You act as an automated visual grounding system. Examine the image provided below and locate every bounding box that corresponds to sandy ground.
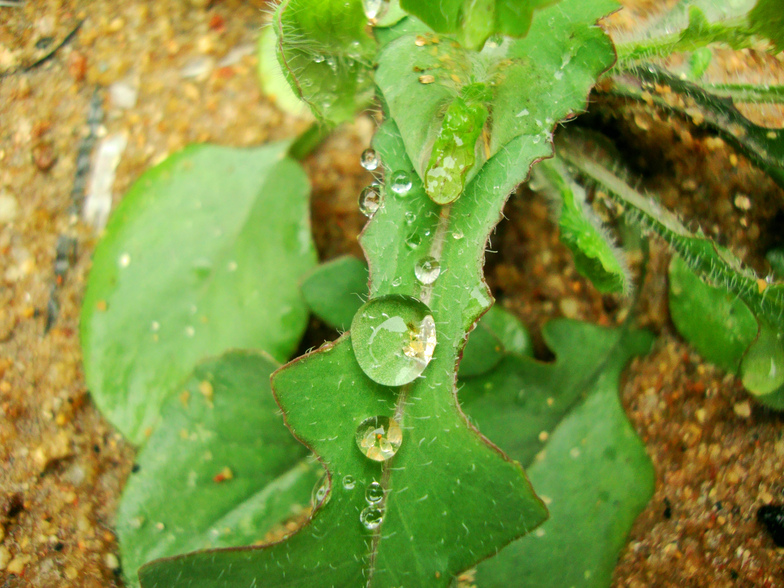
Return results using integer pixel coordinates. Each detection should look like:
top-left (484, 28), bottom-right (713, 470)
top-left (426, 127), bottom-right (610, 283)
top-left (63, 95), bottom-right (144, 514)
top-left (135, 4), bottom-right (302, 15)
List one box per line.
top-left (0, 1), bottom-right (782, 586)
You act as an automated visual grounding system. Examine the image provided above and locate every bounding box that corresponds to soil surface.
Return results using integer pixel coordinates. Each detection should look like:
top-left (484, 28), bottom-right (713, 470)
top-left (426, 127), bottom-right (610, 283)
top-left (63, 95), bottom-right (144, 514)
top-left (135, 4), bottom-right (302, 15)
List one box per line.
top-left (0, 1), bottom-right (783, 587)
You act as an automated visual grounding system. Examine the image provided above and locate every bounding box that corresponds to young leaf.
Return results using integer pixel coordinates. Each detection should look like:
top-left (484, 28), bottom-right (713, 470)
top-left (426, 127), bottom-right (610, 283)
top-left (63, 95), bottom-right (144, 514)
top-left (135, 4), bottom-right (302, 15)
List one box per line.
top-left (740, 321), bottom-right (784, 409)
top-left (257, 24), bottom-right (313, 118)
top-left (81, 143), bottom-right (316, 444)
top-left (669, 254), bottom-right (757, 374)
top-left (375, 0), bottom-right (617, 204)
top-left (532, 158), bottom-right (630, 294)
top-left (117, 351), bottom-right (321, 586)
top-left (274, 0), bottom-right (376, 124)
top-left (460, 320), bottom-right (654, 587)
top-left (398, 0), bottom-right (562, 49)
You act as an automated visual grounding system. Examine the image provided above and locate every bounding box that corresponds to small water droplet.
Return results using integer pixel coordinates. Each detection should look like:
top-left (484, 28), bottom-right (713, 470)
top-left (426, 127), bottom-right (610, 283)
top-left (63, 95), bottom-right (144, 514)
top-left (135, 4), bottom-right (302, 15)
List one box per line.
top-left (119, 253), bottom-right (131, 268)
top-left (405, 211), bottom-right (417, 225)
top-left (313, 54), bottom-right (325, 64)
top-left (415, 257), bottom-right (440, 285)
top-left (362, 0), bottom-right (389, 21)
top-left (351, 295), bottom-right (437, 386)
top-left (391, 276), bottom-right (402, 287)
top-left (151, 321), bottom-right (160, 332)
top-left (389, 170), bottom-right (412, 196)
top-left (360, 505), bottom-right (384, 530)
top-left (185, 326), bottom-right (195, 337)
top-left (311, 474), bottom-right (330, 508)
top-left (355, 416), bottom-right (402, 461)
top-left (359, 185), bottom-right (382, 217)
top-left (452, 230), bottom-right (463, 240)
top-left (405, 232), bottom-right (421, 249)
top-left (360, 148), bottom-right (380, 171)
top-left (342, 475), bottom-right (356, 490)
top-left (365, 481), bottom-right (385, 503)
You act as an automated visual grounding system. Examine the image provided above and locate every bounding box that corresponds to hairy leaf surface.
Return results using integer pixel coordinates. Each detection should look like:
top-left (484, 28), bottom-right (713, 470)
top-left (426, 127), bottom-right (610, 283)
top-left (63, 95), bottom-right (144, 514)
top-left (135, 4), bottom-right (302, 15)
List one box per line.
top-left (118, 351), bottom-right (320, 586)
top-left (460, 320), bottom-right (654, 587)
top-left (81, 143), bottom-right (316, 444)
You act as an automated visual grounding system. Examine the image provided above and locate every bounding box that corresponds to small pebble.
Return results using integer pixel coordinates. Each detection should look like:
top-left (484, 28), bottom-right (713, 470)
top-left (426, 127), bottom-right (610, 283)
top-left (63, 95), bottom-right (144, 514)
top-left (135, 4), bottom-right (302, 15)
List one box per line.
top-left (733, 401), bottom-right (751, 418)
top-left (0, 546), bottom-right (10, 570)
top-left (6, 554), bottom-right (31, 575)
top-left (104, 552), bottom-right (120, 570)
top-left (0, 192), bottom-right (18, 223)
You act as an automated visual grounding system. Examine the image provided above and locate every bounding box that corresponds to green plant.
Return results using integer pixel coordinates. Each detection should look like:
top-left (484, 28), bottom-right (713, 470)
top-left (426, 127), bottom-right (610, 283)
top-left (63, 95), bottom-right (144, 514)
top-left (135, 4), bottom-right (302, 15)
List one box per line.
top-left (79, 0), bottom-right (784, 586)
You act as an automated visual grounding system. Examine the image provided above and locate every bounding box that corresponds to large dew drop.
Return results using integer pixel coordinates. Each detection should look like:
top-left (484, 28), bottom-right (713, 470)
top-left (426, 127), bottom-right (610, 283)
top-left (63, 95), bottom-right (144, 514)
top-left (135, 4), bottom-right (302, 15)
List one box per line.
top-left (355, 416), bottom-right (402, 462)
top-left (351, 295), bottom-right (437, 386)
top-left (415, 256), bottom-right (440, 285)
top-left (359, 184), bottom-right (382, 217)
top-left (389, 170), bottom-right (412, 196)
top-left (360, 148), bottom-right (381, 171)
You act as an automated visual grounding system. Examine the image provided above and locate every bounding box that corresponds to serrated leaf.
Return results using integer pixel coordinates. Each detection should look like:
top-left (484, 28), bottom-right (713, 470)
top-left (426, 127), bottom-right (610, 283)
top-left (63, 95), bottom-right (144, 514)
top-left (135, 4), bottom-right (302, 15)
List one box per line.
top-left (460, 320), bottom-right (655, 587)
top-left (399, 0), bottom-right (561, 49)
top-left (81, 143), bottom-right (316, 444)
top-left (669, 254), bottom-right (757, 374)
top-left (301, 255), bottom-right (369, 331)
top-left (532, 157), bottom-right (630, 294)
top-left (603, 65), bottom-right (784, 189)
top-left (117, 351), bottom-right (321, 586)
top-left (274, 0), bottom-right (376, 124)
top-left (375, 0), bottom-right (617, 200)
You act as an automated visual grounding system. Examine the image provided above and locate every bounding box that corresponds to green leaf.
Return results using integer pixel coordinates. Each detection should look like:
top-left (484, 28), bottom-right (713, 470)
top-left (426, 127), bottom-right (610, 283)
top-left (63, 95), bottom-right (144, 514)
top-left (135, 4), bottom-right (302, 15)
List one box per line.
top-left (140, 104), bottom-right (555, 588)
top-left (740, 321), bottom-right (784, 409)
top-left (768, 247), bottom-right (784, 278)
top-left (81, 143), bottom-right (316, 444)
top-left (460, 320), bottom-right (655, 587)
top-left (398, 0), bottom-right (561, 49)
top-left (700, 82), bottom-right (784, 104)
top-left (273, 0), bottom-right (376, 124)
top-left (375, 0), bottom-right (617, 202)
top-left (603, 65), bottom-right (784, 190)
top-left (669, 254), bottom-right (757, 374)
top-left (748, 0), bottom-right (784, 51)
top-left (117, 351), bottom-right (321, 586)
top-left (532, 158), bottom-right (630, 294)
top-left (301, 255), bottom-right (369, 331)
top-left (257, 25), bottom-right (312, 119)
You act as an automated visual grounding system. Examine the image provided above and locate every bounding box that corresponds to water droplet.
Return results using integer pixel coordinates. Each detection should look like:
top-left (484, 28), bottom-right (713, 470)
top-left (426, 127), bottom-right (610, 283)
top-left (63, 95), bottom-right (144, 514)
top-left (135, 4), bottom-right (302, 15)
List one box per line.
top-left (362, 0), bottom-right (389, 21)
top-left (311, 474), bottom-right (330, 508)
top-left (351, 295), bottom-right (437, 386)
top-left (313, 54), bottom-right (325, 64)
top-left (405, 232), bottom-right (421, 249)
top-left (415, 257), bottom-right (440, 285)
top-left (359, 185), bottom-right (382, 217)
top-left (365, 481), bottom-right (385, 503)
top-left (342, 475), bottom-right (356, 490)
top-left (355, 416), bottom-right (402, 461)
top-left (452, 230), bottom-right (463, 240)
top-left (360, 148), bottom-right (380, 171)
top-left (360, 505), bottom-right (384, 530)
top-left (405, 211), bottom-right (417, 225)
top-left (389, 170), bottom-right (412, 196)
top-left (391, 276), bottom-right (402, 287)
top-left (118, 253), bottom-right (131, 268)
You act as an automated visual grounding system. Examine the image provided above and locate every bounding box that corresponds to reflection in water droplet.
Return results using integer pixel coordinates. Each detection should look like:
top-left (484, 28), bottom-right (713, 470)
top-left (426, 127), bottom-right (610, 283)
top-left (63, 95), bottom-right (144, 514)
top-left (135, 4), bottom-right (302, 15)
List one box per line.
top-left (360, 148), bottom-right (380, 171)
top-left (362, 0), bottom-right (389, 21)
top-left (389, 170), bottom-right (412, 196)
top-left (311, 474), bottom-right (330, 508)
top-left (415, 257), bottom-right (440, 285)
top-left (355, 416), bottom-right (402, 461)
top-left (351, 295), bottom-right (438, 386)
top-left (365, 481), bottom-right (385, 503)
top-left (359, 185), bottom-right (382, 217)
top-left (452, 229), bottom-right (464, 240)
top-left (313, 54), bottom-right (325, 63)
top-left (342, 475), bottom-right (356, 490)
top-left (360, 505), bottom-right (384, 530)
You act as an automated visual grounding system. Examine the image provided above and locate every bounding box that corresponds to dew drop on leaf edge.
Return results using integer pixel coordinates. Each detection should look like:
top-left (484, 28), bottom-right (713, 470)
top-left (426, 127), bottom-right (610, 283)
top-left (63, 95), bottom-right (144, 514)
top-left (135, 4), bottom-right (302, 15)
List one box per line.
top-left (310, 473), bottom-right (330, 508)
top-left (360, 148), bottom-right (381, 171)
top-left (350, 295), bottom-right (437, 387)
top-left (355, 416), bottom-right (403, 462)
top-left (359, 184), bottom-right (382, 217)
top-left (361, 0), bottom-right (389, 21)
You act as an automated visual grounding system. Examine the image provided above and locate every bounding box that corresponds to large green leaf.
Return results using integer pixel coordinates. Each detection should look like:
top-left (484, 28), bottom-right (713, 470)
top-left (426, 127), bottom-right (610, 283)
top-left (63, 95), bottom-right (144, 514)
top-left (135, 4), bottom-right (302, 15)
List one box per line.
top-left (274, 0), bottom-right (376, 124)
top-left (399, 0), bottom-right (561, 49)
top-left (375, 0), bottom-right (617, 204)
top-left (460, 320), bottom-right (655, 587)
top-left (81, 143), bottom-right (316, 444)
top-left (117, 351), bottom-right (321, 586)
